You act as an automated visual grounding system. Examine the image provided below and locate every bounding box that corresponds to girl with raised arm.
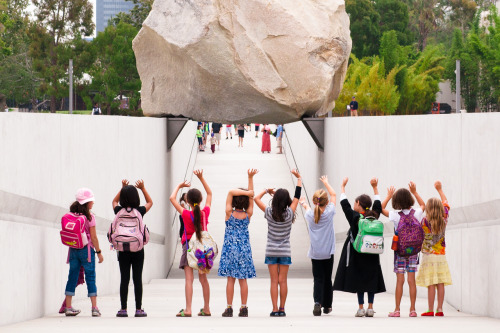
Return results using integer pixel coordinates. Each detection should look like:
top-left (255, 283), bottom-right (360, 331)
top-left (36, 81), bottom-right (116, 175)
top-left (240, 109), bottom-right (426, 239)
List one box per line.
top-left (169, 170), bottom-right (212, 317)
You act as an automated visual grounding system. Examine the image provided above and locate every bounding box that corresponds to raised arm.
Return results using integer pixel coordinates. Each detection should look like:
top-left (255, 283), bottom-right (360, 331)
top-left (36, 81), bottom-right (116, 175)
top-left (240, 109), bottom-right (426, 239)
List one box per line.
top-left (381, 186), bottom-right (395, 217)
top-left (409, 181), bottom-right (425, 211)
top-left (339, 177), bottom-right (357, 224)
top-left (194, 169), bottom-right (212, 207)
top-left (320, 175), bottom-right (336, 204)
top-left (434, 181), bottom-right (448, 202)
top-left (299, 197), bottom-right (311, 211)
top-left (254, 188), bottom-right (273, 213)
top-left (112, 179), bottom-right (129, 209)
top-left (135, 180), bottom-right (153, 212)
top-left (290, 169), bottom-right (302, 213)
top-left (169, 181), bottom-right (191, 215)
top-left (226, 189), bottom-right (255, 220)
top-left (370, 178), bottom-right (382, 214)
top-left (247, 169), bottom-right (258, 217)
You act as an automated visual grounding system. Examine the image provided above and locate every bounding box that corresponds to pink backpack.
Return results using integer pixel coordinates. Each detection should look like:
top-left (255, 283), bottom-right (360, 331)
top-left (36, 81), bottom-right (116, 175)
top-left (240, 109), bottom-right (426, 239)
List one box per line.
top-left (60, 213), bottom-right (91, 262)
top-left (108, 208), bottom-right (150, 252)
top-left (396, 209), bottom-right (425, 257)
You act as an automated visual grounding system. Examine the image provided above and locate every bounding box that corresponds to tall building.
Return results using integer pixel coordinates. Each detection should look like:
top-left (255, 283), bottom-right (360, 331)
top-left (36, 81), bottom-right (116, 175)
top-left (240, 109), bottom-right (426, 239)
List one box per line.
top-left (96, 0), bottom-right (135, 33)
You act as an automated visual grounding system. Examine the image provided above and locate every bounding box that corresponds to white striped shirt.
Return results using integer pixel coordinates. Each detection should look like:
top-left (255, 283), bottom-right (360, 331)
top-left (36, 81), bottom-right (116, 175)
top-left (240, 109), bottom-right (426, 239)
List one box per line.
top-left (265, 207), bottom-right (293, 257)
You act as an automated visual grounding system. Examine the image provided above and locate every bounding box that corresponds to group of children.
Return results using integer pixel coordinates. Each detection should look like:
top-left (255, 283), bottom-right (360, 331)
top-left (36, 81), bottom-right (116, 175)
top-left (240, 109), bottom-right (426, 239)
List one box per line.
top-left (61, 170), bottom-right (452, 319)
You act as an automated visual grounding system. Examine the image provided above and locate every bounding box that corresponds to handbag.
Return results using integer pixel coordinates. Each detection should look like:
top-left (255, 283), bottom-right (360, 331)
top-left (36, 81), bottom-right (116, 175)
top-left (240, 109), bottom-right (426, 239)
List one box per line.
top-left (183, 210), bottom-right (218, 274)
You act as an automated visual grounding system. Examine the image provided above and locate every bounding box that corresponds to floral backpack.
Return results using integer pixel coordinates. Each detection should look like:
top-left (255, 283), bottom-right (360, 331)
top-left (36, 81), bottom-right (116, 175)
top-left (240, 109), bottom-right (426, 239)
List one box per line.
top-left (396, 209), bottom-right (425, 257)
top-left (184, 211), bottom-right (218, 274)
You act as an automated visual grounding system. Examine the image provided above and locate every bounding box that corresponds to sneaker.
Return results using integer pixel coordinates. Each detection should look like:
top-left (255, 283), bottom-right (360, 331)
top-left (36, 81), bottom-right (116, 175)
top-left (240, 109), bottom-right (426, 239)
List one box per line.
top-left (92, 307), bottom-right (101, 317)
top-left (365, 309), bottom-right (375, 317)
top-left (116, 309), bottom-right (128, 317)
top-left (222, 307), bottom-right (233, 317)
top-left (313, 303), bottom-right (322, 316)
top-left (355, 308), bottom-right (366, 317)
top-left (323, 307), bottom-right (332, 314)
top-left (135, 309), bottom-right (147, 317)
top-left (238, 306), bottom-right (248, 317)
top-left (64, 307), bottom-right (81, 316)
top-left (421, 311), bottom-right (434, 317)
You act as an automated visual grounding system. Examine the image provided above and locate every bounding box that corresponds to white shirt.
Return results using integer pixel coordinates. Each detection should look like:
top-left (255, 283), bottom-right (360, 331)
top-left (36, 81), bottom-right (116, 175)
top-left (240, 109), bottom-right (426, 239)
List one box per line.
top-left (305, 203), bottom-right (336, 259)
top-left (389, 208), bottom-right (424, 231)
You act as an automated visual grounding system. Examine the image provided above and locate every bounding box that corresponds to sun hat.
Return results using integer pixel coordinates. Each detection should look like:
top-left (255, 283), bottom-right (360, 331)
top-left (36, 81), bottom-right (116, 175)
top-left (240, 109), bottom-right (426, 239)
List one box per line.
top-left (76, 188), bottom-right (95, 205)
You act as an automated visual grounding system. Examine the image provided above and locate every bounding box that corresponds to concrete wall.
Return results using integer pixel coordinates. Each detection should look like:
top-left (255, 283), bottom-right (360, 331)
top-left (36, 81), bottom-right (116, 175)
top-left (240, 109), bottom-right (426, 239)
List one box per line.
top-left (0, 113), bottom-right (197, 326)
top-left (286, 113), bottom-right (500, 318)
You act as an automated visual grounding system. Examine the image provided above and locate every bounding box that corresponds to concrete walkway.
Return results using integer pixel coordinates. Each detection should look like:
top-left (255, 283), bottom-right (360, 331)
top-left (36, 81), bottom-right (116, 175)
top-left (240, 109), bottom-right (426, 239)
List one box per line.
top-left (3, 127), bottom-right (500, 332)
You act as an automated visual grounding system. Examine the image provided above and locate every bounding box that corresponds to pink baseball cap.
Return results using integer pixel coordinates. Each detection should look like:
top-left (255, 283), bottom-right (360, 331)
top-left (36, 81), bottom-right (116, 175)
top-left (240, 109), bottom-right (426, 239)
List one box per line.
top-left (76, 188), bottom-right (95, 205)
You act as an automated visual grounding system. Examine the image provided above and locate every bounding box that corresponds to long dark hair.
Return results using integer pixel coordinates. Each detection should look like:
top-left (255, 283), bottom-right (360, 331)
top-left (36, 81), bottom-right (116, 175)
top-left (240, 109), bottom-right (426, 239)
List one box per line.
top-left (271, 189), bottom-right (293, 222)
top-left (120, 185), bottom-right (140, 208)
top-left (187, 188), bottom-right (203, 241)
top-left (70, 201), bottom-right (92, 221)
top-left (355, 194), bottom-right (379, 218)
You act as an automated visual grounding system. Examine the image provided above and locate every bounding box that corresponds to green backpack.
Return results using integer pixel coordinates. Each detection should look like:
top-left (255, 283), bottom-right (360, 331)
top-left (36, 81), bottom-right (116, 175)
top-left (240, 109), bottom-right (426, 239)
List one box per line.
top-left (353, 215), bottom-right (385, 254)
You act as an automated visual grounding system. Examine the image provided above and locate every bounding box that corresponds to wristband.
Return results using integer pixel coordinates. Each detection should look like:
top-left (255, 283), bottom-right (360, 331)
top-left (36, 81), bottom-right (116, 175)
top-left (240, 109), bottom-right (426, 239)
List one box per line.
top-left (294, 186), bottom-right (302, 199)
top-left (96, 250), bottom-right (101, 254)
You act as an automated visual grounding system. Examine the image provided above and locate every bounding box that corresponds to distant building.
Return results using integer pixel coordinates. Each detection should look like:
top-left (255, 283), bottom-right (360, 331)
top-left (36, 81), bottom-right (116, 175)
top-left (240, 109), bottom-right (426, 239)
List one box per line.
top-left (96, 0), bottom-right (134, 33)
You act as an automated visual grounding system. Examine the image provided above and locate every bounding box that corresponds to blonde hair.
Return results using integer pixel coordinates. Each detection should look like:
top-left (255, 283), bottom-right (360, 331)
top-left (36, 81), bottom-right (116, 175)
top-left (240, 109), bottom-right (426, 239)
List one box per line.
top-left (425, 197), bottom-right (446, 235)
top-left (312, 190), bottom-right (329, 223)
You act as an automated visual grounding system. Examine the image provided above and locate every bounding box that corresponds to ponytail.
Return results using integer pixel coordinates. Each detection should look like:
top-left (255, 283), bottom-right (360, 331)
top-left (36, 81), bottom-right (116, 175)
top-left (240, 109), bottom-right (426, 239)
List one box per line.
top-left (312, 190), bottom-right (329, 224)
top-left (193, 204), bottom-right (202, 241)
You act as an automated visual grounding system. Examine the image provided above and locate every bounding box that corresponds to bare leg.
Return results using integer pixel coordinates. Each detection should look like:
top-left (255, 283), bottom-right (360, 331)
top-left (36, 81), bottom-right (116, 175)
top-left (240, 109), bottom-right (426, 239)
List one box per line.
top-left (408, 272), bottom-right (417, 312)
top-left (198, 272), bottom-right (211, 314)
top-left (268, 264), bottom-right (279, 311)
top-left (238, 279), bottom-right (248, 305)
top-left (226, 277), bottom-right (236, 305)
top-left (395, 273), bottom-right (405, 311)
top-left (436, 283), bottom-right (445, 312)
top-left (428, 285), bottom-right (436, 311)
top-left (184, 267), bottom-right (194, 315)
top-left (90, 296), bottom-right (97, 308)
top-left (277, 265), bottom-right (289, 309)
top-left (65, 295), bottom-right (73, 308)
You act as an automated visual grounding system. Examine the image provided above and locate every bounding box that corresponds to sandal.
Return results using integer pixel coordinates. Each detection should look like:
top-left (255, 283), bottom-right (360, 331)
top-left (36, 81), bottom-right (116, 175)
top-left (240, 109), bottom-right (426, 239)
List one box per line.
top-left (421, 311), bottom-right (434, 317)
top-left (198, 308), bottom-right (211, 316)
top-left (388, 310), bottom-right (400, 317)
top-left (176, 309), bottom-right (192, 317)
top-left (409, 311), bottom-right (418, 317)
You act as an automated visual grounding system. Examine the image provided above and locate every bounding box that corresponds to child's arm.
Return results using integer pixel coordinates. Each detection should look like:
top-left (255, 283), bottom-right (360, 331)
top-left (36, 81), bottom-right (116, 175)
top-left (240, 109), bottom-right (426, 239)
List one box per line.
top-left (289, 169), bottom-right (302, 213)
top-left (135, 180), bottom-right (153, 213)
top-left (89, 226), bottom-right (103, 263)
top-left (246, 169), bottom-right (259, 217)
top-left (370, 178), bottom-right (382, 215)
top-left (169, 181), bottom-right (191, 214)
top-left (226, 189), bottom-right (255, 220)
top-left (381, 186), bottom-right (395, 217)
top-left (320, 175), bottom-right (336, 204)
top-left (194, 169), bottom-right (212, 208)
top-left (112, 179), bottom-right (129, 209)
top-left (434, 181), bottom-right (448, 202)
top-left (299, 197), bottom-right (310, 211)
top-left (339, 177), bottom-right (357, 227)
top-left (254, 189), bottom-right (272, 213)
top-left (409, 181), bottom-right (425, 211)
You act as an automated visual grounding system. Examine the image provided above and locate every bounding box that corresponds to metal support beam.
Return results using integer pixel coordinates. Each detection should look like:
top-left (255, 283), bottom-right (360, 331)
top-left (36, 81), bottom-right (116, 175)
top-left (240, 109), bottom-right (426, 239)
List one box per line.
top-left (301, 118), bottom-right (325, 151)
top-left (167, 117), bottom-right (189, 151)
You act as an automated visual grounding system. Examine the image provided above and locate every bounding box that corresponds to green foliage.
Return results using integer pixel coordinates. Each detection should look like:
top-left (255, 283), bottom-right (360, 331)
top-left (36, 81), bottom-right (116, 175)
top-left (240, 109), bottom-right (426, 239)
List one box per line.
top-left (346, 0), bottom-right (381, 58)
top-left (375, 0), bottom-right (413, 45)
top-left (109, 0), bottom-right (153, 29)
top-left (0, 0), bottom-right (12, 55)
top-left (408, 0), bottom-right (445, 50)
top-left (380, 30), bottom-right (402, 74)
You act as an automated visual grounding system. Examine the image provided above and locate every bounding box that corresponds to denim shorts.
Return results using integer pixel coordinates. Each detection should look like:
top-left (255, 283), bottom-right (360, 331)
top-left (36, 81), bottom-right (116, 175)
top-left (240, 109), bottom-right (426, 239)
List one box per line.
top-left (265, 256), bottom-right (292, 265)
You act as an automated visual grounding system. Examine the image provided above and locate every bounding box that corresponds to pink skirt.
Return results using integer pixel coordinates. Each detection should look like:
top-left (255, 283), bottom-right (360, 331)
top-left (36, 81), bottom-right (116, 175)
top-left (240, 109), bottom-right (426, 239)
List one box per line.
top-left (261, 133), bottom-right (271, 152)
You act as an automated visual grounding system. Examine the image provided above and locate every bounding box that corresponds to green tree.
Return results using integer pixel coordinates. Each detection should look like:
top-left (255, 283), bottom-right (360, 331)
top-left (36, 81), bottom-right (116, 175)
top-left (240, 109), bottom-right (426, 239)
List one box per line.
top-left (0, 0), bottom-right (11, 55)
top-left (448, 0), bottom-right (478, 34)
top-left (408, 0), bottom-right (444, 50)
top-left (86, 22), bottom-right (141, 114)
top-left (109, 0), bottom-right (153, 29)
top-left (375, 0), bottom-right (414, 45)
top-left (29, 0), bottom-right (94, 112)
top-left (346, 0), bottom-right (381, 58)
top-left (380, 30), bottom-right (402, 74)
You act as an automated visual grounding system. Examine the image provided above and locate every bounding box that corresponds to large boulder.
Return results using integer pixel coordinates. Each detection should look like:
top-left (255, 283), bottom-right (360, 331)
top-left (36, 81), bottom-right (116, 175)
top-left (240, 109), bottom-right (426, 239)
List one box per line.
top-left (133, 0), bottom-right (351, 123)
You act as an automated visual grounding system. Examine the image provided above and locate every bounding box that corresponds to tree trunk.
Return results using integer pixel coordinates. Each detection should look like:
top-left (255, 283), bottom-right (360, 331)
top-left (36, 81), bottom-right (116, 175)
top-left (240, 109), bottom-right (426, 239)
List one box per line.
top-left (50, 95), bottom-right (57, 113)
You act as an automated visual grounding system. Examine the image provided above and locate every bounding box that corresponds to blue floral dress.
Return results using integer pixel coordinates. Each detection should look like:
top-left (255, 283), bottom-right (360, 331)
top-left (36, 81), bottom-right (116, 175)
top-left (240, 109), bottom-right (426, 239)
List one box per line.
top-left (218, 213), bottom-right (256, 279)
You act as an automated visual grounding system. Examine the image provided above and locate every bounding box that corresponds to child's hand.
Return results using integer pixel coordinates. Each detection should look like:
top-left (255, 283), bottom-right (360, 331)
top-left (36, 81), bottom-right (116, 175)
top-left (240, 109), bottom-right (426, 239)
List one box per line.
top-left (97, 253), bottom-right (104, 263)
top-left (122, 179), bottom-right (129, 187)
top-left (320, 175), bottom-right (328, 184)
top-left (299, 196), bottom-right (306, 205)
top-left (409, 181), bottom-right (417, 194)
top-left (342, 177), bottom-right (349, 188)
top-left (291, 169), bottom-right (301, 179)
top-left (135, 179), bottom-right (145, 190)
top-left (248, 168), bottom-right (259, 178)
top-left (434, 181), bottom-right (442, 191)
top-left (194, 169), bottom-right (204, 179)
top-left (387, 186), bottom-right (396, 197)
top-left (179, 181), bottom-right (191, 188)
top-left (248, 190), bottom-right (254, 198)
top-left (267, 188), bottom-right (276, 196)
top-left (370, 178), bottom-right (378, 188)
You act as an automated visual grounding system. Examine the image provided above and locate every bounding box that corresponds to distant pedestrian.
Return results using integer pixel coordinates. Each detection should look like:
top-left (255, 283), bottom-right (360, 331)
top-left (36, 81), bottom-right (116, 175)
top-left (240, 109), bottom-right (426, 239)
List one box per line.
top-left (210, 132), bottom-right (216, 153)
top-left (349, 97), bottom-right (358, 117)
top-left (255, 124), bottom-right (260, 138)
top-left (196, 125), bottom-right (204, 152)
top-left (92, 103), bottom-right (102, 115)
top-left (226, 124), bottom-right (233, 140)
top-left (238, 124), bottom-right (245, 147)
top-left (261, 124), bottom-right (271, 153)
top-left (276, 124), bottom-right (283, 154)
top-left (212, 123), bottom-right (223, 150)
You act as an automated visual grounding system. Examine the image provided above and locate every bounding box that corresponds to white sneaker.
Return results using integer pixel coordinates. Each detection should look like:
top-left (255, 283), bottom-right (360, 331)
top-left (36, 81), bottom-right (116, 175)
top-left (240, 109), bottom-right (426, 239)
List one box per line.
top-left (365, 309), bottom-right (375, 317)
top-left (355, 308), bottom-right (366, 317)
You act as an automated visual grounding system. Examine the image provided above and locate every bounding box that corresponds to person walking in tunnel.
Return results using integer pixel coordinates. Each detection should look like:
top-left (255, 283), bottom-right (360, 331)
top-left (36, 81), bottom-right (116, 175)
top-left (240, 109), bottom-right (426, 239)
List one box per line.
top-left (254, 169), bottom-right (302, 317)
top-left (237, 124), bottom-right (245, 147)
top-left (225, 124), bottom-right (233, 139)
top-left (255, 123), bottom-right (260, 138)
top-left (261, 124), bottom-right (272, 153)
top-left (170, 170), bottom-right (213, 317)
top-left (218, 169), bottom-right (258, 317)
top-left (333, 177), bottom-right (386, 317)
top-left (299, 175), bottom-right (336, 316)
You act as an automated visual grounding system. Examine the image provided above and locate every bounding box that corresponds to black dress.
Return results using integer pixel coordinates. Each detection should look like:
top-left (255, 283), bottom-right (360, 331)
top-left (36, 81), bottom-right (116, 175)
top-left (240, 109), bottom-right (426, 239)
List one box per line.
top-left (332, 198), bottom-right (386, 293)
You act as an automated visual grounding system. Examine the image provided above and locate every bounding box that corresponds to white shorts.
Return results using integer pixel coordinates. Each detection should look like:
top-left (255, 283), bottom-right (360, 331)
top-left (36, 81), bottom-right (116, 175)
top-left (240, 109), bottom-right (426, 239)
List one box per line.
top-left (215, 133), bottom-right (221, 141)
top-left (226, 127), bottom-right (232, 133)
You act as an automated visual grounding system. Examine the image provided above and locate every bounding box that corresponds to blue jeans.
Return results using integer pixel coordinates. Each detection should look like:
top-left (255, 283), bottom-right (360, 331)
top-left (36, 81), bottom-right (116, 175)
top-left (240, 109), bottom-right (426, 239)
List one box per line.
top-left (265, 256), bottom-right (292, 265)
top-left (65, 247), bottom-right (97, 297)
top-left (357, 292), bottom-right (375, 305)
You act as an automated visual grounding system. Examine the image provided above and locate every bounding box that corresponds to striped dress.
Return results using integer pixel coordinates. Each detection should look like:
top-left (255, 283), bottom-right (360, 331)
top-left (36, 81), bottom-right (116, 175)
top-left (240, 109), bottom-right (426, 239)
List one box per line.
top-left (264, 207), bottom-right (293, 258)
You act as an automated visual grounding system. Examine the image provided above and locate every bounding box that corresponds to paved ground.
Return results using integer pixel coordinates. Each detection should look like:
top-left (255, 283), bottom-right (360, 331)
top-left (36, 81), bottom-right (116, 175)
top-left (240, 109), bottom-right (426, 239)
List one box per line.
top-left (3, 127), bottom-right (500, 332)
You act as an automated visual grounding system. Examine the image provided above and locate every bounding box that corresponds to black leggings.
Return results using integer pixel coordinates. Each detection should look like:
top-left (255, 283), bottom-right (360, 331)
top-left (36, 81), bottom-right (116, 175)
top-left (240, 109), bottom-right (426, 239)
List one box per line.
top-left (311, 255), bottom-right (334, 308)
top-left (118, 249), bottom-right (145, 310)
top-left (357, 292), bottom-right (375, 305)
